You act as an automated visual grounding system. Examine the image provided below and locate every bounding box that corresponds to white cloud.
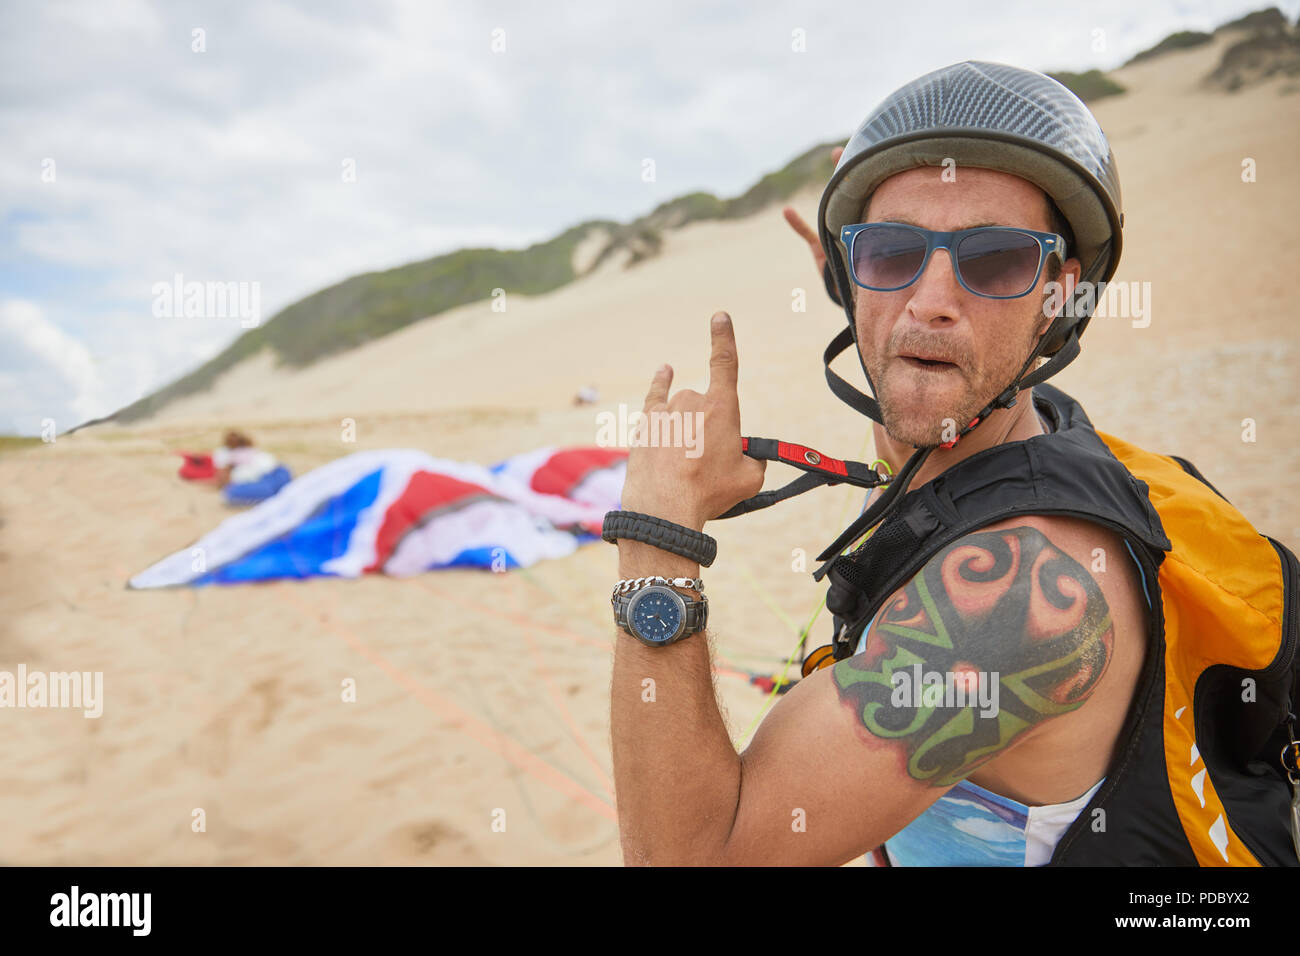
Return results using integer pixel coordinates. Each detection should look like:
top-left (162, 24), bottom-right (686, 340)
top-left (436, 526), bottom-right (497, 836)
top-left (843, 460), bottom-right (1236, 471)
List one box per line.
top-left (45, 0), bottom-right (164, 40)
top-left (0, 299), bottom-right (103, 431)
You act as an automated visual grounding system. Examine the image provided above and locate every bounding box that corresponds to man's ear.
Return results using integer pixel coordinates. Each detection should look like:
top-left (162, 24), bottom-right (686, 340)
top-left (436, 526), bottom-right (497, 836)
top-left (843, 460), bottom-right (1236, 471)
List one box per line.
top-left (1062, 255), bottom-right (1082, 289)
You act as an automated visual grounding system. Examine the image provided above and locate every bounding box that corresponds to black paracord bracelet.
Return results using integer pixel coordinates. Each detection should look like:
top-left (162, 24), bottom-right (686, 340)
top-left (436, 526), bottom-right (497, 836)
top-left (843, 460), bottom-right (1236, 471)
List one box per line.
top-left (601, 510), bottom-right (717, 567)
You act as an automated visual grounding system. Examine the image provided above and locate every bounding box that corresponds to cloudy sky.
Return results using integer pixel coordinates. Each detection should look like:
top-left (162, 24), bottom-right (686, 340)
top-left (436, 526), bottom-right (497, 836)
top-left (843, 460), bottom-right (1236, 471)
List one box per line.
top-left (2, 0), bottom-right (1291, 434)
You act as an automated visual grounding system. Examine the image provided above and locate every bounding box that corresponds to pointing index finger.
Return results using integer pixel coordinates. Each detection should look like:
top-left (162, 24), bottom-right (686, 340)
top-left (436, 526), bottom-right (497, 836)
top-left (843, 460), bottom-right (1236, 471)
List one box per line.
top-left (708, 311), bottom-right (739, 398)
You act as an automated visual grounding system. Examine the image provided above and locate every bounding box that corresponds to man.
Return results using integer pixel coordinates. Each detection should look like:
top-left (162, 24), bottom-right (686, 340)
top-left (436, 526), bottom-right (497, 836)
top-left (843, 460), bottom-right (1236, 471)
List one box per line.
top-left (605, 62), bottom-right (1297, 866)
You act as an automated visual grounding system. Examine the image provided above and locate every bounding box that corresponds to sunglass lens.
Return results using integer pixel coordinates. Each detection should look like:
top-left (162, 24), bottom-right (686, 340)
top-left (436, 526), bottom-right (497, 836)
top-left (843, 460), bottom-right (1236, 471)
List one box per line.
top-left (955, 230), bottom-right (1042, 297)
top-left (852, 225), bottom-right (927, 290)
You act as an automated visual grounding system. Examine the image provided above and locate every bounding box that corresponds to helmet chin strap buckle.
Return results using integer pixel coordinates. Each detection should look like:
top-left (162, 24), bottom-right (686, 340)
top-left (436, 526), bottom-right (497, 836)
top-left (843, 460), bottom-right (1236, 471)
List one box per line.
top-left (936, 382), bottom-right (1024, 450)
top-left (938, 417), bottom-right (980, 450)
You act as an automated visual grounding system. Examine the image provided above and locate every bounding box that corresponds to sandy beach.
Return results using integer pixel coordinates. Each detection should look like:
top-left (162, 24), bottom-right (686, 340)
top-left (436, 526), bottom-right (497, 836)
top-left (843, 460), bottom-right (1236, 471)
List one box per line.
top-left (2, 31), bottom-right (1297, 865)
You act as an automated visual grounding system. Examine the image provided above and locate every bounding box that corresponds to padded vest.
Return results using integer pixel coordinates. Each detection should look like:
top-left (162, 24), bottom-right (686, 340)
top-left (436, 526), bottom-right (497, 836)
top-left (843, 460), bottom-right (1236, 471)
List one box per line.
top-left (822, 383), bottom-right (1299, 866)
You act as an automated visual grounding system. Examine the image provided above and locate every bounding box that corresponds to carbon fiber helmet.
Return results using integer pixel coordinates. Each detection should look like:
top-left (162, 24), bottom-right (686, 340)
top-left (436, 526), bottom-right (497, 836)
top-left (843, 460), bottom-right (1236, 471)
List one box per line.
top-left (817, 61), bottom-right (1124, 425)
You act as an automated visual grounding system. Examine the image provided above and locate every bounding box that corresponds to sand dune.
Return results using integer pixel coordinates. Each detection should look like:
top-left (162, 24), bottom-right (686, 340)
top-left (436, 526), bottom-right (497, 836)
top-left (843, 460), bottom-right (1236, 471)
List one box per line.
top-left (2, 31), bottom-right (1297, 865)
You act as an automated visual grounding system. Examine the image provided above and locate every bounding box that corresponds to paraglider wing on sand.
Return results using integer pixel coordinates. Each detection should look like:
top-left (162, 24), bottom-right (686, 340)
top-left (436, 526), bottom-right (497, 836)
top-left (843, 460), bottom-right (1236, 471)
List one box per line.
top-left (128, 446), bottom-right (627, 588)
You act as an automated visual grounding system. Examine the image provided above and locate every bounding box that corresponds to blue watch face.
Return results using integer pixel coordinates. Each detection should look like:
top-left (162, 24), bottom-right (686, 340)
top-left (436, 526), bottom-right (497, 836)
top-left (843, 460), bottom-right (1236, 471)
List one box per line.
top-left (629, 588), bottom-right (685, 644)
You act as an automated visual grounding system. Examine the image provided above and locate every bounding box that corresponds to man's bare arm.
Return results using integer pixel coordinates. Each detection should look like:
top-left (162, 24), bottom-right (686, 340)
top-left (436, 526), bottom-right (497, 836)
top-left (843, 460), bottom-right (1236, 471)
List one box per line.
top-left (608, 313), bottom-right (764, 866)
top-left (717, 519), bottom-right (1116, 865)
top-left (610, 539), bottom-right (739, 866)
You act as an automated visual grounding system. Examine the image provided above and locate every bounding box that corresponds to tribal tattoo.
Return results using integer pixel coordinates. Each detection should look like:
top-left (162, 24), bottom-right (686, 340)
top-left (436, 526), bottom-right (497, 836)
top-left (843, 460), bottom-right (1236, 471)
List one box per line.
top-left (832, 525), bottom-right (1113, 787)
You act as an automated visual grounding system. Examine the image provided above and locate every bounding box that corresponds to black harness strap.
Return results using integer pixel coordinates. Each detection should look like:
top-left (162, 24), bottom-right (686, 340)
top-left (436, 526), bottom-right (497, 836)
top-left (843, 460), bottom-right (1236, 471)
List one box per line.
top-left (813, 444), bottom-right (933, 568)
top-left (714, 436), bottom-right (891, 520)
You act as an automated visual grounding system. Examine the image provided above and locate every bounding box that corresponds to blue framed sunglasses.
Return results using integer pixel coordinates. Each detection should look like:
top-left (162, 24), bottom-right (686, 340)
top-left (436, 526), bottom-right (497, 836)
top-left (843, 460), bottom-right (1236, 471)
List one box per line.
top-left (840, 223), bottom-right (1066, 299)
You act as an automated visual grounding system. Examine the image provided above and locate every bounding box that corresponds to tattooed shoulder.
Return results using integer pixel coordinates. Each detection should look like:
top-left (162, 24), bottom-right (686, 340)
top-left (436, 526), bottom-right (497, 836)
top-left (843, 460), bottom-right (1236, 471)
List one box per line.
top-left (831, 524), bottom-right (1114, 787)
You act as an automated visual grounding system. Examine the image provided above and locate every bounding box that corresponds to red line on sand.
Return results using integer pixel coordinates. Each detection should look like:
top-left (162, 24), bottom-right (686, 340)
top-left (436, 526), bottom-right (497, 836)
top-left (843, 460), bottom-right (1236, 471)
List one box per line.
top-left (427, 570), bottom-right (755, 684)
top-left (410, 573), bottom-right (758, 784)
top-left (518, 625), bottom-right (616, 797)
top-left (418, 574), bottom-right (611, 652)
top-left (414, 576), bottom-right (614, 797)
top-left (271, 584), bottom-right (618, 823)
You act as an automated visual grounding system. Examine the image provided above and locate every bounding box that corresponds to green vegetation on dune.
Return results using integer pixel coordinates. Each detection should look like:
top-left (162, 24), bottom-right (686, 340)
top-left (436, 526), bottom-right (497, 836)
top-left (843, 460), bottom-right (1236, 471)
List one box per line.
top-left (719, 141), bottom-right (841, 219)
top-left (645, 190), bottom-right (726, 226)
top-left (107, 141), bottom-right (843, 425)
top-left (109, 220), bottom-right (615, 423)
top-left (1124, 31), bottom-right (1215, 67)
top-left (0, 435), bottom-right (43, 454)
top-left (269, 224), bottom-right (603, 365)
top-left (606, 141), bottom-right (841, 236)
top-left (1048, 70), bottom-right (1126, 102)
top-left (1205, 27), bottom-right (1300, 90)
top-left (586, 143), bottom-right (841, 267)
top-left (1215, 7), bottom-right (1291, 34)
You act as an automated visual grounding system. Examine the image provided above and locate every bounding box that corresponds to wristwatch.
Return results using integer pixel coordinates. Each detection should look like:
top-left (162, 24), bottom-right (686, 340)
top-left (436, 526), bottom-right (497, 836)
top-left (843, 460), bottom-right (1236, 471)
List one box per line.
top-left (613, 583), bottom-right (709, 647)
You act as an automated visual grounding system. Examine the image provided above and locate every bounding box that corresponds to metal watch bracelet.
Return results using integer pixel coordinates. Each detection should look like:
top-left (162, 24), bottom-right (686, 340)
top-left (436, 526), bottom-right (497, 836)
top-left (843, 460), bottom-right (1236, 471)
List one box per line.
top-left (612, 576), bottom-right (704, 597)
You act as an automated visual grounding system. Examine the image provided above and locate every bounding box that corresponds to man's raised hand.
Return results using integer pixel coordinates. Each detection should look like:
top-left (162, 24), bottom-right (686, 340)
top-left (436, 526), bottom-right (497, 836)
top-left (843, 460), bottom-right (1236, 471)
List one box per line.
top-left (618, 312), bottom-right (765, 532)
top-left (782, 145), bottom-right (844, 280)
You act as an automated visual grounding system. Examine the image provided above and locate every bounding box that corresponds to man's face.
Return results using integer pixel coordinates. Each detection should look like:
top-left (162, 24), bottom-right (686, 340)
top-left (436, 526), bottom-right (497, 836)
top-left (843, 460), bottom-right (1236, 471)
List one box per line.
top-left (852, 166), bottom-right (1075, 447)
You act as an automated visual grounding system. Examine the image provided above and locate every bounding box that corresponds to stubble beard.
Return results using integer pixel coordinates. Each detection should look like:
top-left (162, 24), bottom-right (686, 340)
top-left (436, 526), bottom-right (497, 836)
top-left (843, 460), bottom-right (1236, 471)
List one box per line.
top-left (862, 301), bottom-right (1048, 448)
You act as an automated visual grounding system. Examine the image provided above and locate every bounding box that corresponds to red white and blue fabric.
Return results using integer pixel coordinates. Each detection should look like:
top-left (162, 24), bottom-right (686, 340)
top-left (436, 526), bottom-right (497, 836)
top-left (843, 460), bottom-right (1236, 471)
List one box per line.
top-left (128, 446), bottom-right (627, 588)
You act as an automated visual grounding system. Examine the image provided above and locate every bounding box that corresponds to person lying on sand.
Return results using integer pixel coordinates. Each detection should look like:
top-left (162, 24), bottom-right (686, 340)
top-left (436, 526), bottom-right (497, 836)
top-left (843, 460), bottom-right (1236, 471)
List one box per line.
top-left (212, 430), bottom-right (291, 504)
